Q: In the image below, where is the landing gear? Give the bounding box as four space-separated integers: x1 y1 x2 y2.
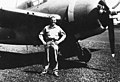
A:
59 38 91 63
78 47 91 63
76 41 91 63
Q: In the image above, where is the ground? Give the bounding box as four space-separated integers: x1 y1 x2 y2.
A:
0 28 120 82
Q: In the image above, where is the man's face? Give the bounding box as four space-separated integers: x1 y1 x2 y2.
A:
51 18 57 24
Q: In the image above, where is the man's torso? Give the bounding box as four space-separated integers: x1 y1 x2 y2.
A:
45 25 61 41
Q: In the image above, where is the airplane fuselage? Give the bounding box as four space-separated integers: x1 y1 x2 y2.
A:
0 0 116 62
29 0 106 40
0 0 108 45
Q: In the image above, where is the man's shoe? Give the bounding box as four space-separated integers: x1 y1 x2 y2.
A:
41 69 48 75
53 70 59 77
112 54 115 57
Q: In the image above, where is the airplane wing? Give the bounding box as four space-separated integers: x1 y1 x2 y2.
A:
0 7 60 45
0 7 61 27
0 7 61 19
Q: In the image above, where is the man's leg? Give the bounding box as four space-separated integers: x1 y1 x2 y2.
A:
53 49 58 70
52 44 59 76
45 47 50 69
41 47 50 74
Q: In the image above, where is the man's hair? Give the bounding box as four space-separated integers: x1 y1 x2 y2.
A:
50 16 57 24
50 16 57 20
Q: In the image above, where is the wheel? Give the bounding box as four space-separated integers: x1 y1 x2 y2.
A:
77 47 91 63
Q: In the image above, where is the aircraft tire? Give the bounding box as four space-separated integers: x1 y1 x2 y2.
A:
77 47 91 63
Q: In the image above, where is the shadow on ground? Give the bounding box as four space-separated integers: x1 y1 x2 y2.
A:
59 60 87 69
89 49 101 52
0 51 87 70
0 51 45 69
0 48 102 72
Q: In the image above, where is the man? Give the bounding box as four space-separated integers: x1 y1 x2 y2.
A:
39 16 66 76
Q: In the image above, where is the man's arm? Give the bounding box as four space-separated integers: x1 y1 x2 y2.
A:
39 27 47 45
39 34 46 45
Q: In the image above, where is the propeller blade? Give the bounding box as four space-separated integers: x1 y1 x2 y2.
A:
108 18 115 57
98 0 115 57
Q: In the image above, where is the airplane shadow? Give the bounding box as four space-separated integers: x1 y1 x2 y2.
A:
58 59 86 69
0 48 103 72
58 59 104 72
24 59 104 74
89 48 101 52
0 51 45 69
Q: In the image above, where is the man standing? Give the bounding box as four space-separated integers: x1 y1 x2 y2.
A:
39 16 66 76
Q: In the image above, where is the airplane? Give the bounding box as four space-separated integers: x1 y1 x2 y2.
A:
0 0 119 63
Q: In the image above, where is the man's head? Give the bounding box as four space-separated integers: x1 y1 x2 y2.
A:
50 16 57 25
